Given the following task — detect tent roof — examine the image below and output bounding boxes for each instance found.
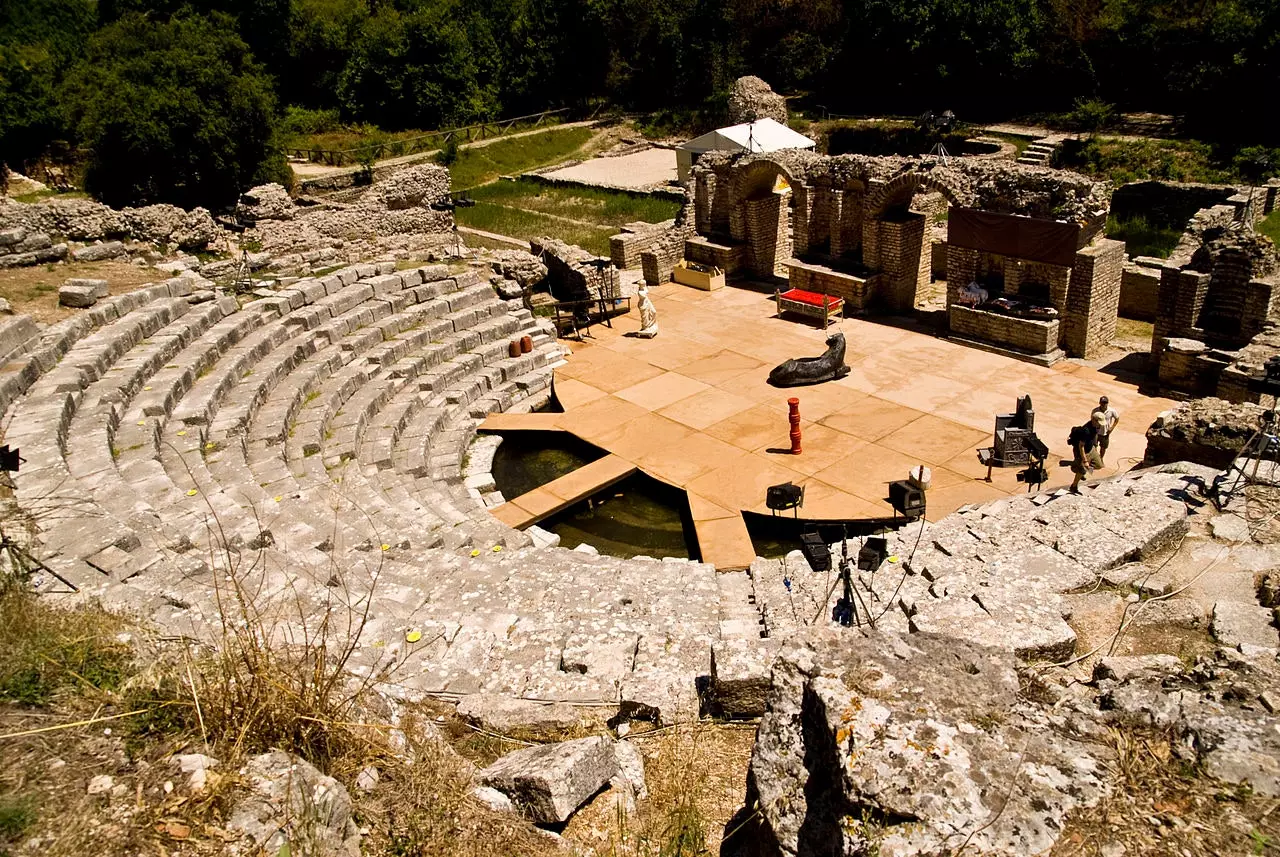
[678,118,816,155]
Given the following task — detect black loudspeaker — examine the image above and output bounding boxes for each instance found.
[888,480,925,517]
[857,536,887,571]
[799,531,831,572]
[766,481,805,515]
[1025,433,1049,460]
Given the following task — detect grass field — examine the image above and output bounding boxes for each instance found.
[447,127,596,189]
[456,178,682,255]
[1057,136,1239,185]
[0,259,167,323]
[1260,210,1280,247]
[458,203,618,254]
[1107,214,1183,258]
[284,115,565,161]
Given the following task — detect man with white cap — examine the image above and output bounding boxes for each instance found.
[1091,396,1120,467]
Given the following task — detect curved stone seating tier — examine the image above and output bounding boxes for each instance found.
[0,262,778,721]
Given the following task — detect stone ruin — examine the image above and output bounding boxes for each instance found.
[1151,221,1280,400]
[0,164,457,277]
[0,236,1276,846]
[237,164,454,257]
[529,236,621,303]
[634,149,1122,360]
[0,196,221,268]
[2,125,1279,851]
[726,75,789,126]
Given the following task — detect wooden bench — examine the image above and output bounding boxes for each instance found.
[775,288,843,330]
[549,292,632,340]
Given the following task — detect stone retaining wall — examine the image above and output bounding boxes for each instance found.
[949,304,1060,354]
[784,259,874,310]
[609,220,676,269]
[1120,261,1161,320]
[683,236,746,277]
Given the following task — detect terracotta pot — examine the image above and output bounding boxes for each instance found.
[520,335,533,354]
[508,339,521,358]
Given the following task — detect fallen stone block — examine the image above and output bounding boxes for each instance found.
[709,636,778,717]
[1092,654,1185,683]
[479,735,618,823]
[228,751,360,857]
[1210,600,1279,649]
[70,241,126,262]
[59,279,109,308]
[746,630,1107,857]
[455,693,579,734]
[64,278,109,297]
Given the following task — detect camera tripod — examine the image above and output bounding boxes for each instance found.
[1208,409,1280,511]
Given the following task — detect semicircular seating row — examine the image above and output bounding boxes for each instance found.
[0,263,766,722]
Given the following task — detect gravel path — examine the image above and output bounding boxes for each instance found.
[544,148,677,190]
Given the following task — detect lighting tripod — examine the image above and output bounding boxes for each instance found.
[1208,409,1280,511]
[0,533,78,593]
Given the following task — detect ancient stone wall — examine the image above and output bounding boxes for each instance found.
[784,260,874,309]
[948,305,1060,354]
[1063,238,1125,358]
[609,220,676,269]
[1120,260,1161,320]
[726,76,788,125]
[531,237,621,302]
[682,236,745,277]
[0,196,220,253]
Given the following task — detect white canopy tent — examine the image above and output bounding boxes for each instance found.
[676,118,816,182]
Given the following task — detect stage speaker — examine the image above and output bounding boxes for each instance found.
[857,536,887,571]
[799,532,831,572]
[888,480,925,518]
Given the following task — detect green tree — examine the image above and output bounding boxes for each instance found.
[337,2,499,130]
[0,0,95,170]
[60,12,279,209]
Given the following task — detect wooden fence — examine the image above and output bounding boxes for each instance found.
[282,108,572,168]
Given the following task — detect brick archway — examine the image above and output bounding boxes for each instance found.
[865,171,967,217]
[730,157,805,279]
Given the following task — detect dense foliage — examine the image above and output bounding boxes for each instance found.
[2,0,1279,207]
[60,13,282,208]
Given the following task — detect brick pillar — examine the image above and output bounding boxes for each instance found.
[792,184,812,258]
[829,190,846,257]
[877,214,929,312]
[1063,238,1125,358]
[946,246,979,308]
[729,177,747,244]
[1242,279,1280,341]
[862,217,881,270]
[695,172,714,235]
[745,194,790,279]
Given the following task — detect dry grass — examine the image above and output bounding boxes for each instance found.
[561,721,757,856]
[0,260,167,323]
[1114,317,1154,345]
[1053,727,1280,856]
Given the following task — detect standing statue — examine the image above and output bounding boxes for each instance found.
[636,283,659,338]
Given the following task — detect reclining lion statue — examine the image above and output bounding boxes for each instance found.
[767,332,851,387]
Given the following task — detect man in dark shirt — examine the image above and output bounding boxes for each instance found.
[1068,420,1098,493]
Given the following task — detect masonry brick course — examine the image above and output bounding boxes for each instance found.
[949,305,1060,355]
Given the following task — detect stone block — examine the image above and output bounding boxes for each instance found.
[70,241,126,263]
[59,280,108,308]
[1210,600,1279,649]
[479,736,619,823]
[455,693,579,734]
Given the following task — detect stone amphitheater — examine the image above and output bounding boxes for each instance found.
[0,250,1265,729]
[0,260,741,721]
